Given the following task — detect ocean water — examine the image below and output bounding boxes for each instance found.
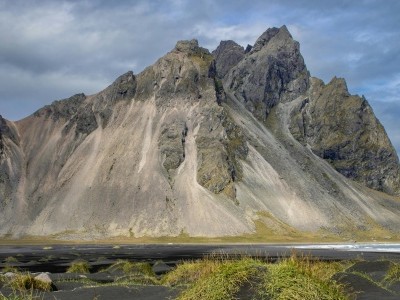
[291,244,400,253]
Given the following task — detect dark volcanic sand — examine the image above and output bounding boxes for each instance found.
[1,244,400,299]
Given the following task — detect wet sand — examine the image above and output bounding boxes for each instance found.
[1,243,400,273]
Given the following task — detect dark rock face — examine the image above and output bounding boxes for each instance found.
[196,108,248,200]
[0,116,22,210]
[0,116,15,156]
[33,93,86,121]
[225,25,309,121]
[62,103,98,136]
[35,72,136,135]
[0,115,20,158]
[73,105,98,136]
[32,93,97,137]
[97,71,137,103]
[289,77,400,195]
[0,117,11,200]
[159,121,187,173]
[93,71,137,127]
[212,40,245,79]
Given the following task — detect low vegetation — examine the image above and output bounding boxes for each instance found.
[8,274,51,292]
[3,257,18,264]
[384,262,400,284]
[0,272,48,300]
[3,253,400,299]
[104,260,158,285]
[258,256,349,300]
[66,259,91,274]
[0,289,41,300]
[1,266,19,273]
[105,260,154,276]
[164,254,351,300]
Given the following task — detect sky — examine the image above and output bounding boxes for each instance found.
[0,0,399,154]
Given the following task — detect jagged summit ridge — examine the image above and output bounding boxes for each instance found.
[250,25,284,53]
[0,25,399,239]
[221,25,310,120]
[212,40,245,79]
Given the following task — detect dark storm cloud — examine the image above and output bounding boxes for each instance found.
[0,0,398,153]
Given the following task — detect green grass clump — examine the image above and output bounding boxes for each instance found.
[164,255,353,300]
[9,273,51,292]
[104,260,158,285]
[384,262,400,284]
[2,256,21,273]
[66,260,91,274]
[0,289,40,300]
[1,266,20,273]
[167,257,264,300]
[106,260,154,276]
[162,258,221,286]
[259,255,350,300]
[4,257,18,264]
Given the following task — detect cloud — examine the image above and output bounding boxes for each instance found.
[0,0,398,155]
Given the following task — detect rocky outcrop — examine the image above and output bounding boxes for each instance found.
[159,121,187,173]
[225,25,309,121]
[0,116,19,155]
[0,116,23,215]
[289,77,400,195]
[196,106,248,200]
[33,93,86,121]
[210,40,246,105]
[212,40,245,79]
[93,71,137,127]
[149,39,248,197]
[97,71,137,103]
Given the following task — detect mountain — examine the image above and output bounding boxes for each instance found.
[1,26,399,240]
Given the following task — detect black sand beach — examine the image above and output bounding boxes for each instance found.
[1,244,400,299]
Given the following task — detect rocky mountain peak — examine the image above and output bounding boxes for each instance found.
[0,25,399,240]
[250,25,292,53]
[212,40,245,79]
[33,93,86,121]
[224,25,309,120]
[175,39,198,51]
[326,76,350,97]
[213,40,244,54]
[174,39,210,56]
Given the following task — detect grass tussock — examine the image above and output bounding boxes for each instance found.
[164,254,352,300]
[103,260,159,285]
[4,257,18,264]
[8,273,51,292]
[166,257,265,300]
[1,266,20,273]
[384,262,400,284]
[259,255,350,300]
[105,260,158,285]
[0,289,42,300]
[106,260,154,276]
[66,260,91,274]
[163,258,222,286]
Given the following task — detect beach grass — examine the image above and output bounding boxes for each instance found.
[162,253,352,300]
[66,260,91,274]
